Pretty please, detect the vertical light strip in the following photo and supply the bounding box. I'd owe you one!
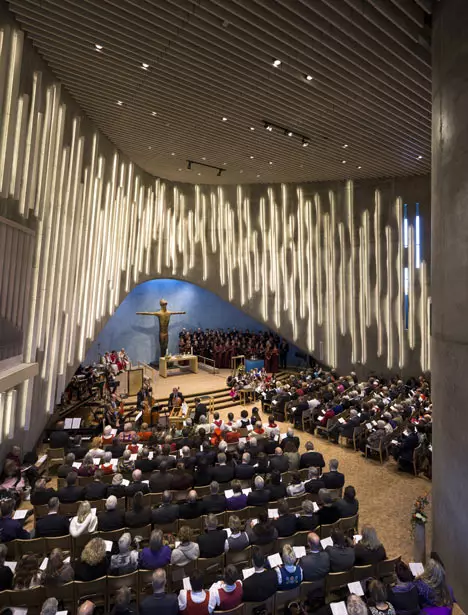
[420,261,428,371]
[0,30,21,192]
[9,94,23,197]
[237,185,245,305]
[201,192,208,281]
[338,222,346,335]
[359,227,367,365]
[314,193,323,326]
[307,200,315,351]
[396,198,405,368]
[408,225,415,349]
[374,190,382,356]
[253,230,260,292]
[281,184,288,311]
[297,188,306,319]
[4,388,16,440]
[0,392,5,444]
[346,181,357,364]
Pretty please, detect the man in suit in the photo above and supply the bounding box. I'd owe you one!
[202,481,226,514]
[280,428,300,451]
[170,462,193,491]
[263,432,278,456]
[242,546,279,602]
[321,459,345,490]
[211,453,234,484]
[126,469,149,496]
[149,462,173,493]
[154,445,176,470]
[35,497,70,537]
[167,387,184,410]
[57,472,85,503]
[301,532,330,581]
[269,448,289,473]
[335,486,359,518]
[234,452,256,480]
[193,398,208,424]
[179,490,205,519]
[316,489,340,526]
[300,441,326,470]
[0,500,30,542]
[140,568,178,615]
[135,448,156,474]
[304,467,326,494]
[97,495,125,531]
[178,428,195,451]
[273,499,298,537]
[69,435,89,460]
[331,408,361,443]
[30,478,57,506]
[49,421,70,450]
[152,491,179,525]
[180,446,197,471]
[247,476,271,506]
[197,513,227,558]
[57,453,76,479]
[83,469,109,501]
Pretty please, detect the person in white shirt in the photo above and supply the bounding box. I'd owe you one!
[69,501,97,537]
[178,569,217,614]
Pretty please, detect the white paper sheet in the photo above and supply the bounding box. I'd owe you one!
[320,537,333,549]
[243,567,255,579]
[267,553,282,568]
[93,458,101,465]
[72,462,82,469]
[293,546,306,558]
[268,509,278,519]
[104,540,113,552]
[5,561,17,572]
[348,581,364,596]
[224,489,234,499]
[409,562,424,576]
[330,601,348,615]
[121,479,130,486]
[313,502,319,512]
[366,423,373,430]
[353,534,363,543]
[13,509,28,520]
[129,454,138,461]
[242,488,252,496]
[72,418,81,429]
[64,418,73,429]
[247,424,254,431]
[183,577,192,591]
[40,558,48,571]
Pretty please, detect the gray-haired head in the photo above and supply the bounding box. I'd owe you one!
[329,458,339,471]
[106,495,117,511]
[217,453,227,465]
[210,481,219,495]
[118,532,132,553]
[242,452,251,464]
[41,598,59,615]
[181,446,190,457]
[152,568,167,592]
[308,466,319,479]
[254,475,264,490]
[103,451,112,463]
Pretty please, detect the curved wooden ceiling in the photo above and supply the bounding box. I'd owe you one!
[7,0,432,184]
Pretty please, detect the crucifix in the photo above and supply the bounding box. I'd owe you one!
[136,299,186,357]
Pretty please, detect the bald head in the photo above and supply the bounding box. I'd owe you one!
[275,447,283,456]
[152,568,167,592]
[307,532,320,550]
[187,490,197,503]
[132,469,142,482]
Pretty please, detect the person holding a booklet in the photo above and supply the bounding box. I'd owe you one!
[276,544,303,589]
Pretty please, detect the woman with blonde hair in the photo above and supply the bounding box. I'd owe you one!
[44,548,74,586]
[354,525,387,565]
[276,543,303,589]
[75,537,109,581]
[225,515,249,551]
[70,500,98,537]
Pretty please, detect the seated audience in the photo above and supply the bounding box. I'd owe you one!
[35,497,69,538]
[335,485,359,518]
[300,441,325,470]
[139,529,172,569]
[84,469,109,501]
[286,471,305,496]
[316,489,341,526]
[325,529,355,572]
[179,490,205,519]
[348,594,370,615]
[100,451,115,475]
[49,421,70,450]
[211,565,243,610]
[203,481,227,514]
[300,532,330,581]
[31,478,57,506]
[126,469,149,496]
[125,491,152,528]
[193,458,213,487]
[296,500,319,531]
[43,548,74,586]
[78,455,96,478]
[58,472,85,502]
[118,422,137,443]
[281,428,300,450]
[108,473,128,499]
[171,462,194,491]
[274,499,298,537]
[75,537,109,581]
[211,453,234,484]
[152,490,179,525]
[387,561,420,615]
[234,452,255,480]
[118,450,135,474]
[269,447,289,473]
[139,568,179,615]
[171,526,200,567]
[283,441,301,471]
[0,543,13,590]
[97,495,125,531]
[368,579,397,615]
[0,499,29,541]
[226,479,247,510]
[242,545,279,602]
[354,525,387,565]
[247,476,271,506]
[178,569,217,614]
[149,461,173,492]
[101,425,114,447]
[277,543,303,589]
[57,453,76,479]
[247,509,278,545]
[110,585,137,615]
[225,515,249,551]
[109,532,139,575]
[197,513,227,558]
[70,500,98,537]
[321,458,345,490]
[13,553,43,589]
[268,469,287,500]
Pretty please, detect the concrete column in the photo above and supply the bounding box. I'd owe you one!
[432,0,468,609]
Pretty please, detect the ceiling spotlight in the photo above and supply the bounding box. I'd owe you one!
[95,44,103,51]
[302,138,309,147]
[222,117,228,121]
[286,130,293,137]
[273,59,282,67]
[151,111,157,116]
[269,161,273,165]
[357,165,362,169]
[178,168,182,171]
[342,160,346,164]
[187,161,192,170]
[117,100,123,106]
[250,126,255,131]
[305,74,313,81]
[171,152,175,156]
[202,157,206,160]
[249,155,254,159]
[240,170,243,173]
[223,162,227,165]
[197,172,201,176]
[141,63,149,70]
[264,122,273,131]
[256,174,261,178]
[343,144,348,148]
[148,146,152,150]
[417,155,423,159]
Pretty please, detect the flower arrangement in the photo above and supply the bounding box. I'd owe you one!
[410,493,430,537]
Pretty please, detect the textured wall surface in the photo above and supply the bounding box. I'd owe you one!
[0,5,431,454]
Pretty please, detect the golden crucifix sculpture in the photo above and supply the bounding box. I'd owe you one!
[136,299,186,357]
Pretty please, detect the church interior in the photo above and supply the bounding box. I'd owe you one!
[0,0,467,613]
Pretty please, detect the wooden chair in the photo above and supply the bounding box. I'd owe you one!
[287,495,305,512]
[169,560,197,592]
[339,514,359,536]
[275,587,301,612]
[281,471,294,486]
[45,580,75,612]
[108,570,139,606]
[45,534,72,554]
[225,546,251,569]
[328,488,342,501]
[60,501,81,516]
[97,527,126,543]
[277,535,295,551]
[214,604,245,615]
[366,434,393,464]
[316,417,338,441]
[254,540,277,558]
[298,468,309,481]
[352,425,365,451]
[302,409,314,433]
[57,478,67,490]
[157,520,178,535]
[127,523,152,544]
[116,496,126,510]
[78,475,95,487]
[378,556,401,582]
[150,492,164,507]
[325,570,353,596]
[74,531,97,557]
[172,489,189,503]
[47,447,65,468]
[353,564,376,581]
[195,485,211,498]
[300,579,325,603]
[178,516,201,535]
[15,537,46,558]
[244,594,275,615]
[291,531,309,546]
[75,576,108,609]
[319,521,339,540]
[33,503,49,519]
[197,553,225,585]
[7,586,46,615]
[138,568,156,595]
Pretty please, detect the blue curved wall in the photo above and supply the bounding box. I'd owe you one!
[84,279,302,366]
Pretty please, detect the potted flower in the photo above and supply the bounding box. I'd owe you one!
[410,493,430,563]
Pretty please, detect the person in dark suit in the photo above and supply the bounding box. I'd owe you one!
[180,446,197,472]
[321,459,345,490]
[335,409,361,442]
[97,495,125,531]
[263,432,278,456]
[83,469,109,501]
[135,448,156,474]
[0,544,13,590]
[197,513,227,558]
[154,445,177,470]
[193,458,213,487]
[301,532,330,581]
[304,467,326,494]
[211,453,234,484]
[0,500,30,542]
[179,490,205,519]
[234,453,256,480]
[300,441,326,470]
[326,529,355,571]
[201,481,226,514]
[140,568,179,615]
[30,478,57,506]
[35,497,70,537]
[267,469,288,500]
[335,486,359,519]
[126,469,149,496]
[247,476,271,506]
[57,472,85,503]
[107,440,126,459]
[280,428,300,451]
[193,398,208,424]
[170,462,193,491]
[149,462,173,493]
[167,387,184,409]
[108,473,128,499]
[152,491,179,525]
[69,435,89,460]
[269,448,289,474]
[125,491,152,528]
[273,499,298,537]
[297,500,319,531]
[242,545,279,602]
[49,421,71,450]
[316,489,341,526]
[57,453,76,479]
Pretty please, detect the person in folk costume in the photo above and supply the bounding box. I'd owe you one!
[270,346,279,374]
[264,346,273,373]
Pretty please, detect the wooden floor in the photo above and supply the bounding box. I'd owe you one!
[146,366,231,398]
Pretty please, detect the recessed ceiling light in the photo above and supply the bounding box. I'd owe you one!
[117,100,123,105]
[417,155,423,159]
[141,63,149,70]
[148,146,152,150]
[171,152,175,156]
[151,111,157,116]
[342,160,346,164]
[202,157,206,161]
[273,59,282,67]
[357,165,362,169]
[249,155,254,159]
[300,164,304,168]
[223,162,227,165]
[257,174,261,178]
[305,74,313,81]
[343,144,348,148]
[287,131,293,137]
[197,172,201,176]
[302,138,309,147]
[178,168,182,171]
[95,44,103,51]
[222,117,228,121]
[250,126,255,131]
[240,170,243,173]
[269,161,273,165]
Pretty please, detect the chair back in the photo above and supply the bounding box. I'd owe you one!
[277,535,295,551]
[127,523,152,544]
[353,564,376,581]
[298,468,309,480]
[172,489,189,502]
[197,553,225,585]
[60,501,81,516]
[320,521,339,539]
[33,504,49,518]
[7,586,46,614]
[45,580,74,612]
[75,576,108,607]
[47,448,65,464]
[78,476,95,487]
[275,587,300,612]
[169,560,197,592]
[235,507,251,523]
[254,540,278,558]
[15,537,46,558]
[202,511,225,529]
[98,528,126,543]
[138,568,155,594]
[339,514,359,535]
[178,516,201,535]
[325,570,353,592]
[116,496,126,510]
[328,488,342,500]
[195,485,211,498]
[287,495,305,512]
[150,492,164,506]
[45,534,72,554]
[378,556,401,581]
[108,570,139,605]
[214,604,245,615]
[57,478,66,489]
[292,531,309,546]
[225,545,252,568]
[244,594,275,615]
[299,579,325,603]
[158,520,178,535]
